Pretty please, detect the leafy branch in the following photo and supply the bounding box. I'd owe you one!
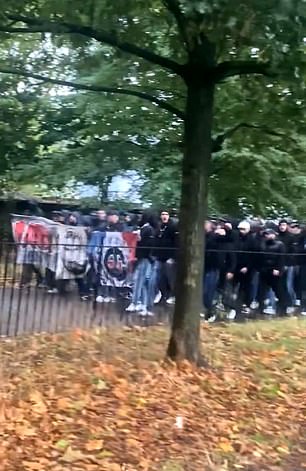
[213,122,295,152]
[0,67,185,119]
[0,14,184,75]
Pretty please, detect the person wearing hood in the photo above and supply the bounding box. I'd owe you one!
[125,210,158,316]
[278,219,296,310]
[233,221,256,316]
[105,210,124,232]
[257,228,289,316]
[154,210,179,305]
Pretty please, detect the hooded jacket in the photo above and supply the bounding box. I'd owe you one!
[258,238,286,272]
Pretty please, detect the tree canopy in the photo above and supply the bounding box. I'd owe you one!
[0,1,304,214]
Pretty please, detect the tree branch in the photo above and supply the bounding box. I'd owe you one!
[0,67,185,119]
[0,14,184,75]
[214,60,275,82]
[163,0,190,51]
[212,122,295,153]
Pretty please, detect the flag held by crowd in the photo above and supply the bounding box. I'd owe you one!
[11,214,137,286]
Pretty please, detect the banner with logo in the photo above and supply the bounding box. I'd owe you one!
[97,231,137,288]
[86,230,138,288]
[11,215,88,279]
[11,215,137,286]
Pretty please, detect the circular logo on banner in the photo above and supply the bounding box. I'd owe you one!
[103,247,127,281]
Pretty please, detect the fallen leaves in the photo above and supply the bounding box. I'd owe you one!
[0,320,305,470]
[85,439,104,451]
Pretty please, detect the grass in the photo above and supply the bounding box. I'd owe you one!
[0,318,305,470]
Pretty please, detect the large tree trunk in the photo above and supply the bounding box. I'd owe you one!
[167,80,215,364]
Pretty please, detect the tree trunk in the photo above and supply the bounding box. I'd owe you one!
[167,81,215,364]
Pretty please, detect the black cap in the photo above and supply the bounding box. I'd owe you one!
[107,209,119,216]
[263,228,277,235]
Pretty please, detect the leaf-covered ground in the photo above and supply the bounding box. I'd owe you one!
[0,318,305,471]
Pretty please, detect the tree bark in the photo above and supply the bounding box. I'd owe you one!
[167,80,214,364]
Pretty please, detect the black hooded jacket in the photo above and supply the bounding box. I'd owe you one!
[258,238,286,272]
[154,220,178,262]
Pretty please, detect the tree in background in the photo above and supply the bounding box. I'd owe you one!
[0,0,305,362]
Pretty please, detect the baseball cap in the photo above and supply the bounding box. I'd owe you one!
[263,228,277,235]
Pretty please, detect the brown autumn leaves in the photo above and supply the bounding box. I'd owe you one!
[0,320,305,471]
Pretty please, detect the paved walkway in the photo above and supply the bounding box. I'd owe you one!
[0,287,170,337]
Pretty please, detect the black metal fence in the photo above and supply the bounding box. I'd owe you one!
[0,242,171,337]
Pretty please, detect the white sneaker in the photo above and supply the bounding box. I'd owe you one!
[154,291,162,305]
[207,314,216,323]
[300,311,306,316]
[135,303,144,312]
[215,302,225,311]
[125,303,137,312]
[103,296,111,303]
[241,307,251,315]
[166,296,175,305]
[109,297,116,303]
[96,296,104,303]
[263,307,276,315]
[295,299,301,307]
[227,309,236,320]
[250,301,259,310]
[139,309,154,317]
[286,307,295,315]
[48,288,58,294]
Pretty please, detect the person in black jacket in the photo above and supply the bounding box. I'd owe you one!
[126,211,158,316]
[257,228,289,315]
[233,221,256,316]
[291,226,306,314]
[154,210,179,305]
[105,210,124,232]
[203,221,228,319]
[278,219,296,309]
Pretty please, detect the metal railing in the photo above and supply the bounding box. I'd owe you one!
[0,242,171,337]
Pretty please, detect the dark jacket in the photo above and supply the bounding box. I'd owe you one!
[235,233,256,271]
[155,220,178,262]
[205,229,236,273]
[258,239,286,272]
[105,222,124,232]
[135,224,156,261]
[292,232,306,266]
[205,232,225,271]
[278,231,294,265]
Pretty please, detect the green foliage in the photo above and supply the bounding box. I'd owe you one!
[0,0,304,216]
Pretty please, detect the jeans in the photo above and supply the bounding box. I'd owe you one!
[203,269,219,310]
[286,266,297,306]
[132,259,157,310]
[251,271,259,303]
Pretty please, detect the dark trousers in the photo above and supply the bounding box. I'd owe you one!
[234,270,253,310]
[258,271,288,315]
[298,265,306,311]
[20,264,43,287]
[158,259,176,298]
[45,268,56,289]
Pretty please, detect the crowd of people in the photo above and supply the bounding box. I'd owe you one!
[17,207,306,321]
